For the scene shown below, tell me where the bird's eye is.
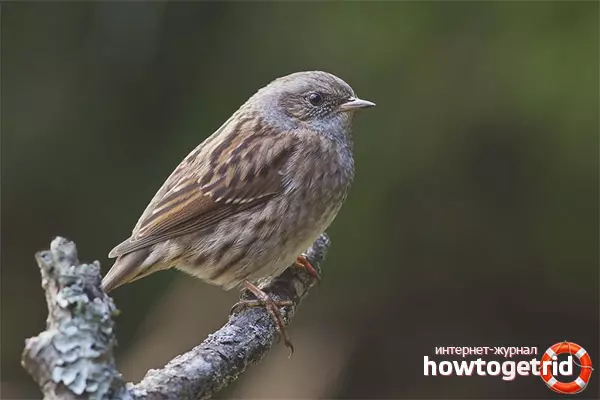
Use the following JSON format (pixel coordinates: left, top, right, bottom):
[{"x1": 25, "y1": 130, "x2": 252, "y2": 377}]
[{"x1": 308, "y1": 92, "x2": 324, "y2": 106}]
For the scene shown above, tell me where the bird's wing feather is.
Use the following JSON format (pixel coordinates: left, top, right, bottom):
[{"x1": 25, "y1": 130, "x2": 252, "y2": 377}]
[{"x1": 109, "y1": 127, "x2": 297, "y2": 258}]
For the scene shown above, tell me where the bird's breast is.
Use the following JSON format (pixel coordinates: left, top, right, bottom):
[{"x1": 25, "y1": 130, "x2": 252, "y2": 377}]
[
  {"x1": 281, "y1": 137, "x2": 353, "y2": 230},
  {"x1": 288, "y1": 135, "x2": 353, "y2": 192}
]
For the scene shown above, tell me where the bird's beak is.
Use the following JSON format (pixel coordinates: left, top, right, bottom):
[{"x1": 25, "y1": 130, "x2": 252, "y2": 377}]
[{"x1": 340, "y1": 97, "x2": 376, "y2": 112}]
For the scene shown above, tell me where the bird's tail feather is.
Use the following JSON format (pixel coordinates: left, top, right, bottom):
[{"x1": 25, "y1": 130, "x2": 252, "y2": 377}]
[{"x1": 101, "y1": 249, "x2": 151, "y2": 293}]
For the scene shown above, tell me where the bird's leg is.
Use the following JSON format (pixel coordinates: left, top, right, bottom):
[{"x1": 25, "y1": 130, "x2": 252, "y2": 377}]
[
  {"x1": 295, "y1": 255, "x2": 321, "y2": 284},
  {"x1": 230, "y1": 279, "x2": 295, "y2": 355}
]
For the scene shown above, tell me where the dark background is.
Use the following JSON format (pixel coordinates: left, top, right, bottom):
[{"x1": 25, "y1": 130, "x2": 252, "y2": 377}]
[{"x1": 2, "y1": 2, "x2": 598, "y2": 399}]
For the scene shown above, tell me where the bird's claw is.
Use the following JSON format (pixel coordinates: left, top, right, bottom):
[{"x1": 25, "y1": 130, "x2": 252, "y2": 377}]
[
  {"x1": 230, "y1": 280, "x2": 295, "y2": 356},
  {"x1": 295, "y1": 255, "x2": 321, "y2": 285}
]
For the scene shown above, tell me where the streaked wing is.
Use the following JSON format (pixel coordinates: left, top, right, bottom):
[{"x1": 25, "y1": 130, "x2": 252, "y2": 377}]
[{"x1": 109, "y1": 128, "x2": 297, "y2": 258}]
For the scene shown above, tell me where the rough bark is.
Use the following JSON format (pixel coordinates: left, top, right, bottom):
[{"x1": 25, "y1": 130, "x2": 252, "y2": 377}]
[{"x1": 22, "y1": 234, "x2": 330, "y2": 399}]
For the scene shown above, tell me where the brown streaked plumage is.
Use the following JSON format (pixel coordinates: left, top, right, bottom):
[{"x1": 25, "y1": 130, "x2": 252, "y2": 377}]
[{"x1": 102, "y1": 71, "x2": 375, "y2": 295}]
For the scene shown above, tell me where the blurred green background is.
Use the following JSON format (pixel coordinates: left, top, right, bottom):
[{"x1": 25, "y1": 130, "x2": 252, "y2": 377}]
[{"x1": 2, "y1": 2, "x2": 598, "y2": 398}]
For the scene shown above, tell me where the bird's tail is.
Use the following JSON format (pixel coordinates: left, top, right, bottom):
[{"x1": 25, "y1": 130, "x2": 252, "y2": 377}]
[{"x1": 101, "y1": 248, "x2": 151, "y2": 292}]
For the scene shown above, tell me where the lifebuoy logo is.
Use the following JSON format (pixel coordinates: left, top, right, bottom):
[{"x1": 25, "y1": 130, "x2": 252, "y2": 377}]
[
  {"x1": 425, "y1": 341, "x2": 593, "y2": 395},
  {"x1": 539, "y1": 342, "x2": 593, "y2": 395}
]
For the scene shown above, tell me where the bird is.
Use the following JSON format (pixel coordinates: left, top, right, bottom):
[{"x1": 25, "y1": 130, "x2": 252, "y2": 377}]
[{"x1": 102, "y1": 71, "x2": 375, "y2": 350}]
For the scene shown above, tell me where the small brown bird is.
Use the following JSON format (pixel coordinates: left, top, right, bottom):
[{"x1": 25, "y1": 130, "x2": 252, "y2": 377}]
[{"x1": 102, "y1": 71, "x2": 374, "y2": 349}]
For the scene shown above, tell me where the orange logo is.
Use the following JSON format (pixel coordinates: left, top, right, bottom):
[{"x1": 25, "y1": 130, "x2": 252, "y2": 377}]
[{"x1": 539, "y1": 341, "x2": 593, "y2": 394}]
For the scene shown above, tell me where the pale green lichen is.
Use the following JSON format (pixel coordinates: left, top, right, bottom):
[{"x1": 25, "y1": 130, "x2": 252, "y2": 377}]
[{"x1": 23, "y1": 237, "x2": 131, "y2": 400}]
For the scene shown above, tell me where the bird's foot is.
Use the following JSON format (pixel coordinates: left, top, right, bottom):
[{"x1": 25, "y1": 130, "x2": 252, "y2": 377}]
[
  {"x1": 230, "y1": 279, "x2": 295, "y2": 356},
  {"x1": 295, "y1": 255, "x2": 321, "y2": 285}
]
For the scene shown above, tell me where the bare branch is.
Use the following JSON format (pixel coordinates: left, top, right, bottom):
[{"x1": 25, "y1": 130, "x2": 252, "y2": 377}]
[{"x1": 22, "y1": 234, "x2": 330, "y2": 399}]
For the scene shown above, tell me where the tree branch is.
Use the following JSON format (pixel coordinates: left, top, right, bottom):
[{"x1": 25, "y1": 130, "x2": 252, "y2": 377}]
[{"x1": 22, "y1": 234, "x2": 330, "y2": 399}]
